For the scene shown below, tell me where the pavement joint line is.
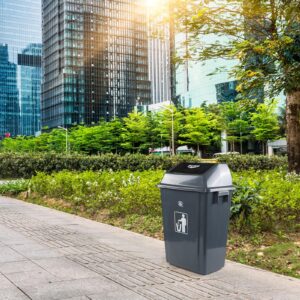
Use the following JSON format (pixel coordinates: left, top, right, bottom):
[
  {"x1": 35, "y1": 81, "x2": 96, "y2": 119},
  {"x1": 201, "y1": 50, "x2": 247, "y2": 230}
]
[{"x1": 0, "y1": 270, "x2": 33, "y2": 300}]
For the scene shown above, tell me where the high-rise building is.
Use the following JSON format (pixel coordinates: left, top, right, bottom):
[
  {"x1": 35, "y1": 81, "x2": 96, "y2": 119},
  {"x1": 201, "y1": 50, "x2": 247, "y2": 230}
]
[
  {"x1": 0, "y1": 0, "x2": 42, "y2": 137},
  {"x1": 147, "y1": 1, "x2": 172, "y2": 104},
  {"x1": 20, "y1": 44, "x2": 42, "y2": 135},
  {"x1": 0, "y1": 45, "x2": 19, "y2": 137},
  {"x1": 216, "y1": 80, "x2": 239, "y2": 104},
  {"x1": 42, "y1": 0, "x2": 151, "y2": 129}
]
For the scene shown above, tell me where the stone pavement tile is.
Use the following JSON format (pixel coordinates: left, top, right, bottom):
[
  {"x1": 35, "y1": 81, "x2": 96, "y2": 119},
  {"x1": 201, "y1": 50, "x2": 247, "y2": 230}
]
[
  {"x1": 0, "y1": 273, "x2": 16, "y2": 289},
  {"x1": 213, "y1": 262, "x2": 300, "y2": 294},
  {"x1": 61, "y1": 297, "x2": 90, "y2": 300},
  {"x1": 32, "y1": 257, "x2": 100, "y2": 280},
  {"x1": 22, "y1": 277, "x2": 141, "y2": 300},
  {"x1": 88, "y1": 290, "x2": 147, "y2": 300},
  {"x1": 0, "y1": 246, "x2": 26, "y2": 264},
  {"x1": 0, "y1": 287, "x2": 30, "y2": 300},
  {"x1": 0, "y1": 260, "x2": 42, "y2": 275},
  {"x1": 10, "y1": 242, "x2": 49, "y2": 253},
  {"x1": 0, "y1": 226, "x2": 33, "y2": 246},
  {"x1": 246, "y1": 290, "x2": 300, "y2": 300},
  {"x1": 4, "y1": 269, "x2": 60, "y2": 288},
  {"x1": 11, "y1": 246, "x2": 64, "y2": 260},
  {"x1": 22, "y1": 248, "x2": 65, "y2": 260}
]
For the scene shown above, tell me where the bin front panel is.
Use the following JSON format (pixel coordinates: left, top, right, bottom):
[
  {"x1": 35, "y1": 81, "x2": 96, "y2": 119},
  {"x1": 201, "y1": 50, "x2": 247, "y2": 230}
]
[{"x1": 161, "y1": 189, "x2": 201, "y2": 272}]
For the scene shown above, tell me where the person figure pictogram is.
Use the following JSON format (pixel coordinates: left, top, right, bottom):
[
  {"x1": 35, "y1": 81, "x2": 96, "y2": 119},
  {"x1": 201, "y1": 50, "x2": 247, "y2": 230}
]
[{"x1": 179, "y1": 214, "x2": 187, "y2": 234}]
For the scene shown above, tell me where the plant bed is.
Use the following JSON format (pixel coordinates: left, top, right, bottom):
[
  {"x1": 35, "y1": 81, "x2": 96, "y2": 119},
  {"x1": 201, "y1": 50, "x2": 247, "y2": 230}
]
[{"x1": 1, "y1": 168, "x2": 299, "y2": 278}]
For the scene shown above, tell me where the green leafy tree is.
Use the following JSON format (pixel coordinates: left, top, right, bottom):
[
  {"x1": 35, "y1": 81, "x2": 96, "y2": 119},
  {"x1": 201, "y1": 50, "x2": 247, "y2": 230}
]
[
  {"x1": 154, "y1": 106, "x2": 183, "y2": 154},
  {"x1": 172, "y1": 0, "x2": 300, "y2": 172},
  {"x1": 180, "y1": 108, "x2": 219, "y2": 157},
  {"x1": 220, "y1": 100, "x2": 255, "y2": 153},
  {"x1": 121, "y1": 112, "x2": 151, "y2": 153},
  {"x1": 251, "y1": 100, "x2": 280, "y2": 154},
  {"x1": 70, "y1": 120, "x2": 122, "y2": 154}
]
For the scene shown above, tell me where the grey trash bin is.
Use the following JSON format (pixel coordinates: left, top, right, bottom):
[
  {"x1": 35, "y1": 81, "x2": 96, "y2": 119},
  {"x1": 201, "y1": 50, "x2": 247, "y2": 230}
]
[{"x1": 158, "y1": 163, "x2": 234, "y2": 275}]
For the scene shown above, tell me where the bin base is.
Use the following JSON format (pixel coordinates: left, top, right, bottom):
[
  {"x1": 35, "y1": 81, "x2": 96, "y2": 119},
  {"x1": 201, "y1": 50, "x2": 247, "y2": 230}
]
[
  {"x1": 165, "y1": 251, "x2": 226, "y2": 275},
  {"x1": 165, "y1": 241, "x2": 226, "y2": 275}
]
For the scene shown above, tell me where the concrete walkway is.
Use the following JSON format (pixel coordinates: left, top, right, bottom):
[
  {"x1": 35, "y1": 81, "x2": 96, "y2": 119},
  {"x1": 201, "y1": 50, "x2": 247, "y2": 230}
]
[{"x1": 0, "y1": 196, "x2": 299, "y2": 300}]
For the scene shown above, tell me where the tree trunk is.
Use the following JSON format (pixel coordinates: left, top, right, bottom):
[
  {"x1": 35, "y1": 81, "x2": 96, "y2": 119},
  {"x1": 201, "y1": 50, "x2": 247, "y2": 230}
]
[
  {"x1": 286, "y1": 91, "x2": 300, "y2": 173},
  {"x1": 197, "y1": 144, "x2": 202, "y2": 158}
]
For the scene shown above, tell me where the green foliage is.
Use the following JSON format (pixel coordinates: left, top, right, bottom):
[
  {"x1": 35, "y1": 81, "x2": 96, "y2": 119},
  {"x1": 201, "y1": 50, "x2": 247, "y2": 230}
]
[
  {"x1": 179, "y1": 108, "x2": 220, "y2": 156},
  {"x1": 121, "y1": 112, "x2": 151, "y2": 153},
  {"x1": 232, "y1": 170, "x2": 300, "y2": 232},
  {"x1": 173, "y1": 0, "x2": 300, "y2": 96},
  {"x1": 71, "y1": 120, "x2": 123, "y2": 154},
  {"x1": 250, "y1": 100, "x2": 280, "y2": 150},
  {"x1": 153, "y1": 105, "x2": 184, "y2": 150},
  {"x1": 1, "y1": 168, "x2": 298, "y2": 235},
  {"x1": 29, "y1": 170, "x2": 165, "y2": 217},
  {"x1": 217, "y1": 154, "x2": 287, "y2": 171},
  {"x1": 0, "y1": 153, "x2": 202, "y2": 179},
  {"x1": 0, "y1": 180, "x2": 29, "y2": 195},
  {"x1": 0, "y1": 101, "x2": 283, "y2": 157}
]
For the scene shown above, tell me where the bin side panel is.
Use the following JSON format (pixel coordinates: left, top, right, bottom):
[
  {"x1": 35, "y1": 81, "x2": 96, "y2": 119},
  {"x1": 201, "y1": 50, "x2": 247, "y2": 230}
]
[{"x1": 204, "y1": 192, "x2": 232, "y2": 274}]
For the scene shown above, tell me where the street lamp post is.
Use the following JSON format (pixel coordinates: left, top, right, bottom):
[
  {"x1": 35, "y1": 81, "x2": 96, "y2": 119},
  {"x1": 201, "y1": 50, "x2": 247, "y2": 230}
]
[
  {"x1": 162, "y1": 106, "x2": 175, "y2": 156},
  {"x1": 170, "y1": 108, "x2": 175, "y2": 156},
  {"x1": 58, "y1": 126, "x2": 69, "y2": 154},
  {"x1": 155, "y1": 104, "x2": 175, "y2": 156}
]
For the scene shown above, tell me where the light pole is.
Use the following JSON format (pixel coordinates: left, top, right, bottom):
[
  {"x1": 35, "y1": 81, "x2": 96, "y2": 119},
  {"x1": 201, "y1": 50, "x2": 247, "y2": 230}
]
[
  {"x1": 58, "y1": 126, "x2": 69, "y2": 154},
  {"x1": 160, "y1": 106, "x2": 175, "y2": 156},
  {"x1": 155, "y1": 103, "x2": 175, "y2": 156}
]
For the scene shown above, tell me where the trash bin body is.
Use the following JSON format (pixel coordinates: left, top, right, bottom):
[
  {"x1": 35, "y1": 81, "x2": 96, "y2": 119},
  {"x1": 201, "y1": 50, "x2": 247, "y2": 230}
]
[{"x1": 159, "y1": 163, "x2": 234, "y2": 275}]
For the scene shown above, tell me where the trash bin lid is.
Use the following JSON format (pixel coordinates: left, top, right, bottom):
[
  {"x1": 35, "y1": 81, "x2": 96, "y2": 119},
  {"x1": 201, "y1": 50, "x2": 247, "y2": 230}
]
[{"x1": 158, "y1": 163, "x2": 234, "y2": 192}]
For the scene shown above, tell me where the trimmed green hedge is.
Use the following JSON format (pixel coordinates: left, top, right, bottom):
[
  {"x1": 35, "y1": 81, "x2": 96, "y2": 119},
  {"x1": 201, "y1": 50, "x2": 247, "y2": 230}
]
[
  {"x1": 0, "y1": 153, "x2": 288, "y2": 179},
  {"x1": 217, "y1": 154, "x2": 287, "y2": 171},
  {"x1": 0, "y1": 153, "x2": 201, "y2": 179}
]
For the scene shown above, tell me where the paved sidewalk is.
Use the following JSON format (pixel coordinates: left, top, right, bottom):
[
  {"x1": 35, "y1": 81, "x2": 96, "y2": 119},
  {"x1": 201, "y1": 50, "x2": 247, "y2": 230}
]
[{"x1": 0, "y1": 196, "x2": 299, "y2": 300}]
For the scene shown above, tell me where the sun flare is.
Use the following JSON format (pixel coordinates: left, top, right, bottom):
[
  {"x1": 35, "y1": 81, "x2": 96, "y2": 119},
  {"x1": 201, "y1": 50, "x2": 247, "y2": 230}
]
[{"x1": 145, "y1": 0, "x2": 161, "y2": 8}]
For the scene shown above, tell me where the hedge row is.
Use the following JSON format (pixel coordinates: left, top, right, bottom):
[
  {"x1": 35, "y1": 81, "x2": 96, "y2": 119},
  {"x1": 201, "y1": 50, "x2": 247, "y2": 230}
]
[
  {"x1": 0, "y1": 153, "x2": 287, "y2": 179},
  {"x1": 218, "y1": 154, "x2": 287, "y2": 171},
  {"x1": 0, "y1": 153, "x2": 201, "y2": 179}
]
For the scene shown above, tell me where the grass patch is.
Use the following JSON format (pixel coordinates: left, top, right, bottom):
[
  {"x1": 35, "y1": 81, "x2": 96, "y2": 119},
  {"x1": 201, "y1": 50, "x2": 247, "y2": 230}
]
[{"x1": 227, "y1": 232, "x2": 300, "y2": 279}]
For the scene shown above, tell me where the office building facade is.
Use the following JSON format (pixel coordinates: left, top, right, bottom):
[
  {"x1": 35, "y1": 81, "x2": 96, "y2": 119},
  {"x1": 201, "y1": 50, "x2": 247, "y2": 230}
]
[
  {"x1": 42, "y1": 0, "x2": 151, "y2": 128},
  {"x1": 0, "y1": 45, "x2": 19, "y2": 137},
  {"x1": 20, "y1": 44, "x2": 42, "y2": 135},
  {"x1": 147, "y1": 2, "x2": 172, "y2": 105},
  {"x1": 0, "y1": 0, "x2": 42, "y2": 137},
  {"x1": 216, "y1": 80, "x2": 239, "y2": 103}
]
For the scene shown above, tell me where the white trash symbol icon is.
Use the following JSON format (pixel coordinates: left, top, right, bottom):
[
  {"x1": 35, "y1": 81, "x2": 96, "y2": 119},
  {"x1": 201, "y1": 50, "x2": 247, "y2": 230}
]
[{"x1": 175, "y1": 212, "x2": 188, "y2": 235}]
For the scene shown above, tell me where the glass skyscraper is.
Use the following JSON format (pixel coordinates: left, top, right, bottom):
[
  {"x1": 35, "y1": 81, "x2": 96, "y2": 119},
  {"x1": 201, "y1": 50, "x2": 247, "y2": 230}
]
[
  {"x1": 0, "y1": 0, "x2": 42, "y2": 137},
  {"x1": 0, "y1": 44, "x2": 19, "y2": 137},
  {"x1": 42, "y1": 0, "x2": 151, "y2": 129},
  {"x1": 147, "y1": 1, "x2": 172, "y2": 104}
]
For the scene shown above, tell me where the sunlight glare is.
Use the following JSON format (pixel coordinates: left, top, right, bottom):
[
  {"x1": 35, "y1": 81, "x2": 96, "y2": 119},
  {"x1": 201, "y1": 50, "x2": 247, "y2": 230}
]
[{"x1": 145, "y1": 0, "x2": 161, "y2": 8}]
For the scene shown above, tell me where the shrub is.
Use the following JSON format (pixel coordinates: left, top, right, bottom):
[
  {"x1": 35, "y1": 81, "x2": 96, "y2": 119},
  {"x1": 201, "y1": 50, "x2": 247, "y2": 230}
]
[
  {"x1": 29, "y1": 170, "x2": 165, "y2": 216},
  {"x1": 2, "y1": 168, "x2": 298, "y2": 234},
  {"x1": 0, "y1": 180, "x2": 29, "y2": 195},
  {"x1": 0, "y1": 153, "x2": 201, "y2": 179},
  {"x1": 232, "y1": 170, "x2": 300, "y2": 232},
  {"x1": 218, "y1": 154, "x2": 287, "y2": 171}
]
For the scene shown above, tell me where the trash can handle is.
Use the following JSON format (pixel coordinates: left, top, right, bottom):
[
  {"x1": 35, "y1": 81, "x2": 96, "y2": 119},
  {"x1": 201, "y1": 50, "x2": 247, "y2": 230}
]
[{"x1": 218, "y1": 191, "x2": 230, "y2": 197}]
